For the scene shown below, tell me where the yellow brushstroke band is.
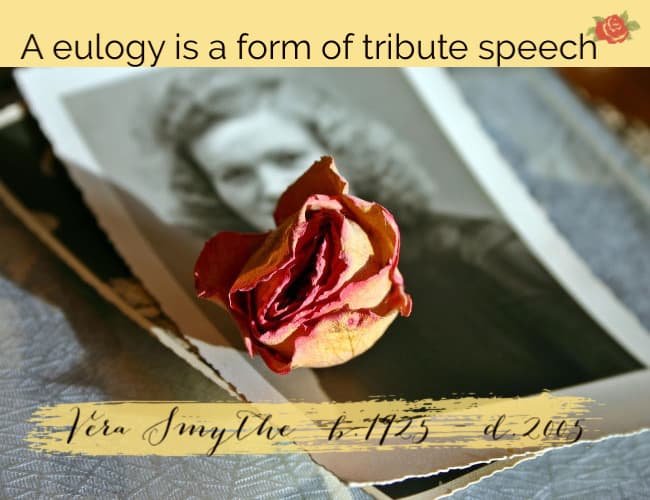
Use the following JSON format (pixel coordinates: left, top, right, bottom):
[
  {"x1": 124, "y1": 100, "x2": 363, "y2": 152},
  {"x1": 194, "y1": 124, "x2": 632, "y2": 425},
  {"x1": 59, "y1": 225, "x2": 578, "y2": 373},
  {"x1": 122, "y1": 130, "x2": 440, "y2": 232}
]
[{"x1": 27, "y1": 394, "x2": 596, "y2": 456}]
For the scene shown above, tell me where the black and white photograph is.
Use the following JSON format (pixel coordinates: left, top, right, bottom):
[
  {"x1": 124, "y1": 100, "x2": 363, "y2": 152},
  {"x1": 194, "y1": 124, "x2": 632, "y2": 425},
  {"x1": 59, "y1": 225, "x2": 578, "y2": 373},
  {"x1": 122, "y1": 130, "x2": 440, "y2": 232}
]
[{"x1": 12, "y1": 67, "x2": 650, "y2": 486}]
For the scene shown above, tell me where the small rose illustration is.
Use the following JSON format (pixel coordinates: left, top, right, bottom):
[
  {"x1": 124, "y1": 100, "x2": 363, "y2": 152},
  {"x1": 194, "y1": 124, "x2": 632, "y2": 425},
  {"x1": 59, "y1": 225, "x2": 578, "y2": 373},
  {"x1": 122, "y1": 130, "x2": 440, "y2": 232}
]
[
  {"x1": 587, "y1": 11, "x2": 640, "y2": 44},
  {"x1": 194, "y1": 157, "x2": 412, "y2": 374}
]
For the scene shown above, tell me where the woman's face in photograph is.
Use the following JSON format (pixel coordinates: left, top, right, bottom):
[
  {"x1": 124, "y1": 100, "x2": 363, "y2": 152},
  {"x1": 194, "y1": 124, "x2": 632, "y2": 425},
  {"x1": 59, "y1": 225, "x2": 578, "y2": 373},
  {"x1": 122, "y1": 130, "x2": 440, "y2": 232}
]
[{"x1": 188, "y1": 108, "x2": 324, "y2": 230}]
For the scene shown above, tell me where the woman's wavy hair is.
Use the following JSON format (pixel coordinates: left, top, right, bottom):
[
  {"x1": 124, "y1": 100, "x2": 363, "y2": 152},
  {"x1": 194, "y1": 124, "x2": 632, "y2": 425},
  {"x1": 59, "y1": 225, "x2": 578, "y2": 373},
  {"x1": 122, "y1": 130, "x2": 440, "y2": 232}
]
[{"x1": 156, "y1": 72, "x2": 437, "y2": 238}]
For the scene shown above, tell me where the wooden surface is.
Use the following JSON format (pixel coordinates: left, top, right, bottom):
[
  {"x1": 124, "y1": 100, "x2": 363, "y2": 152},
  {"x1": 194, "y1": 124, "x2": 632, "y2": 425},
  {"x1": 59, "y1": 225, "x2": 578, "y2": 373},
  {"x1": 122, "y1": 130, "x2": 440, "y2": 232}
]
[{"x1": 559, "y1": 68, "x2": 650, "y2": 126}]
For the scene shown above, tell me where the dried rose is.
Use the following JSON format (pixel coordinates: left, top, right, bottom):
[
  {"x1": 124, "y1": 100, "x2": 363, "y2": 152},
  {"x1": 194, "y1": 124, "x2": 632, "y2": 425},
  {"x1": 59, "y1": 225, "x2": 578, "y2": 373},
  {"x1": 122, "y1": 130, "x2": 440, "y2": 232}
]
[{"x1": 194, "y1": 157, "x2": 411, "y2": 374}]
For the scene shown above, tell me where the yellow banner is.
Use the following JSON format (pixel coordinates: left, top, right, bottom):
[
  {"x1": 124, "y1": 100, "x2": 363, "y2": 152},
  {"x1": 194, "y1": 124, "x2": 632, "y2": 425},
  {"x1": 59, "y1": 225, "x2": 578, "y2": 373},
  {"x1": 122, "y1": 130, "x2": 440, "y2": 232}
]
[
  {"x1": 27, "y1": 395, "x2": 596, "y2": 456},
  {"x1": 1, "y1": 1, "x2": 648, "y2": 66}
]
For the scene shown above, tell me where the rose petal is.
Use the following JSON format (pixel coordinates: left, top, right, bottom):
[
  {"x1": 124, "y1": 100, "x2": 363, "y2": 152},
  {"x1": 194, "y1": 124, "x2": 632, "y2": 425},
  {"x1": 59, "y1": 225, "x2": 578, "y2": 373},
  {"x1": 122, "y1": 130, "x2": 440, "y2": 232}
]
[
  {"x1": 253, "y1": 233, "x2": 327, "y2": 341},
  {"x1": 194, "y1": 231, "x2": 269, "y2": 307},
  {"x1": 284, "y1": 196, "x2": 376, "y2": 304},
  {"x1": 340, "y1": 196, "x2": 400, "y2": 260},
  {"x1": 253, "y1": 195, "x2": 404, "y2": 341},
  {"x1": 287, "y1": 308, "x2": 400, "y2": 369},
  {"x1": 261, "y1": 279, "x2": 411, "y2": 372},
  {"x1": 250, "y1": 214, "x2": 338, "y2": 345},
  {"x1": 281, "y1": 283, "x2": 410, "y2": 372},
  {"x1": 248, "y1": 202, "x2": 379, "y2": 343},
  {"x1": 388, "y1": 267, "x2": 413, "y2": 316},
  {"x1": 273, "y1": 156, "x2": 349, "y2": 226},
  {"x1": 233, "y1": 196, "x2": 345, "y2": 306},
  {"x1": 256, "y1": 345, "x2": 295, "y2": 375},
  {"x1": 338, "y1": 267, "x2": 392, "y2": 310},
  {"x1": 336, "y1": 216, "x2": 374, "y2": 282},
  {"x1": 231, "y1": 215, "x2": 298, "y2": 294}
]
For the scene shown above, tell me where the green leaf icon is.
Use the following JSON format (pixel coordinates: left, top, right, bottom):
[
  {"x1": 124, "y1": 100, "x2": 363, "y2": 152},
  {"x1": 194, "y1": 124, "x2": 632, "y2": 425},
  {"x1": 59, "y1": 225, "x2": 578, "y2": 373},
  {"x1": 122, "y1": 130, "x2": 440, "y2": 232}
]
[
  {"x1": 586, "y1": 26, "x2": 596, "y2": 35},
  {"x1": 621, "y1": 10, "x2": 629, "y2": 22},
  {"x1": 627, "y1": 20, "x2": 640, "y2": 31},
  {"x1": 593, "y1": 16, "x2": 605, "y2": 22}
]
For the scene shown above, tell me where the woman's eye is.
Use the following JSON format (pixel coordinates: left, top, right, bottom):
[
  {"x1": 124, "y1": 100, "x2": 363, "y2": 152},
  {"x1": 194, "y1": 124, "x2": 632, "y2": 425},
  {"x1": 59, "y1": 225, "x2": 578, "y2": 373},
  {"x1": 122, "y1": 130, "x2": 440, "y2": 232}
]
[
  {"x1": 221, "y1": 165, "x2": 254, "y2": 183},
  {"x1": 269, "y1": 151, "x2": 301, "y2": 166}
]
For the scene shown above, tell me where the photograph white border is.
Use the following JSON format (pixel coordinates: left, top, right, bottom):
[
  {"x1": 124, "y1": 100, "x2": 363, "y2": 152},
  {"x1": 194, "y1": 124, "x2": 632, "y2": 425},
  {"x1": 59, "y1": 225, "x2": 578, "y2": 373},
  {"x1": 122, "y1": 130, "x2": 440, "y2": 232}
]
[{"x1": 404, "y1": 68, "x2": 650, "y2": 367}]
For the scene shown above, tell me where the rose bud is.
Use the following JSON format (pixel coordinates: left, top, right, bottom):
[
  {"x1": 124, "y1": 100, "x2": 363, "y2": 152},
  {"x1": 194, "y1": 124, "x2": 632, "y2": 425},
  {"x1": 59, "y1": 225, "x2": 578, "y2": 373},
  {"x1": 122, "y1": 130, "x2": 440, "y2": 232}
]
[{"x1": 194, "y1": 157, "x2": 412, "y2": 374}]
